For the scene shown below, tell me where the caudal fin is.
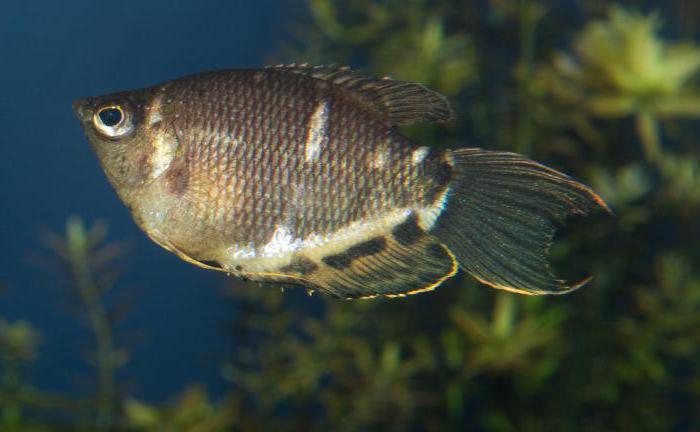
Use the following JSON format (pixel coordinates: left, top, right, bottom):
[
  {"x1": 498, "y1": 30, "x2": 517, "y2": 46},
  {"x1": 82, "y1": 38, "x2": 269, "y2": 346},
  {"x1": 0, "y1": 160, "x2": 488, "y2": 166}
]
[{"x1": 432, "y1": 148, "x2": 610, "y2": 295}]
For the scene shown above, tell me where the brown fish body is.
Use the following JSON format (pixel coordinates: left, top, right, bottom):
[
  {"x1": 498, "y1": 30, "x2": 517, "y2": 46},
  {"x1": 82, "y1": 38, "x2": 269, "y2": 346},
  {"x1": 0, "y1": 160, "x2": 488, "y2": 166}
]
[{"x1": 74, "y1": 65, "x2": 608, "y2": 298}]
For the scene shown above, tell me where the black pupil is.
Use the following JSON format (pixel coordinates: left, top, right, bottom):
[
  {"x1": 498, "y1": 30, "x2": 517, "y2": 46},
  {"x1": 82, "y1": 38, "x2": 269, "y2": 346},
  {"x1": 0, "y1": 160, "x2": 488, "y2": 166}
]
[{"x1": 99, "y1": 107, "x2": 122, "y2": 127}]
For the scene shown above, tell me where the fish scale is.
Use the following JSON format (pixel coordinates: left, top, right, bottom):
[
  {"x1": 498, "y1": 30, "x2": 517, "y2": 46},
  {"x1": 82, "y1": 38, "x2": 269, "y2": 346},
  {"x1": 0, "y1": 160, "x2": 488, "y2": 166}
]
[{"x1": 74, "y1": 64, "x2": 609, "y2": 298}]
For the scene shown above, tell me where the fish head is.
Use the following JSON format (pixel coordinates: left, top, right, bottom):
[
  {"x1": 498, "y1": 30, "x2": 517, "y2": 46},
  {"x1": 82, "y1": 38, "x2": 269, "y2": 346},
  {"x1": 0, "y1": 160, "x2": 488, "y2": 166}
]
[{"x1": 73, "y1": 89, "x2": 174, "y2": 201}]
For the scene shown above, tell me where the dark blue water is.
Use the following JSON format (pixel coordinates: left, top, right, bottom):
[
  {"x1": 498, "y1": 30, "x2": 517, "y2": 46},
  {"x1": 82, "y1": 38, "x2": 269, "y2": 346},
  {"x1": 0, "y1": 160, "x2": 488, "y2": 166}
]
[{"x1": 0, "y1": 0, "x2": 302, "y2": 403}]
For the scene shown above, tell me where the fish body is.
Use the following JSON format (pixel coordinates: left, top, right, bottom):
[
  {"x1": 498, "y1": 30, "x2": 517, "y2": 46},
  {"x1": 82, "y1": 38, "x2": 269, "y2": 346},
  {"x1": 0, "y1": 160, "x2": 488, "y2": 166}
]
[{"x1": 74, "y1": 65, "x2": 608, "y2": 298}]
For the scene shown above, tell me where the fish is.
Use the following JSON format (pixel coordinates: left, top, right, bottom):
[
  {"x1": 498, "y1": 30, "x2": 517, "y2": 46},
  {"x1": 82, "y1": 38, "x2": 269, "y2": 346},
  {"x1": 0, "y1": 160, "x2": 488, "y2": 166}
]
[{"x1": 73, "y1": 64, "x2": 609, "y2": 299}]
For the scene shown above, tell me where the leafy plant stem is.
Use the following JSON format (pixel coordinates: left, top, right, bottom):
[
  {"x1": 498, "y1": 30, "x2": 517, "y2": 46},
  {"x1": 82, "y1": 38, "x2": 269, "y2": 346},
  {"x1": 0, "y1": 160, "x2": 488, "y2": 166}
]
[
  {"x1": 66, "y1": 219, "x2": 115, "y2": 429},
  {"x1": 1, "y1": 353, "x2": 21, "y2": 426},
  {"x1": 495, "y1": 0, "x2": 536, "y2": 343},
  {"x1": 492, "y1": 292, "x2": 516, "y2": 339},
  {"x1": 514, "y1": 0, "x2": 541, "y2": 154},
  {"x1": 0, "y1": 388, "x2": 92, "y2": 415},
  {"x1": 635, "y1": 111, "x2": 662, "y2": 163}
]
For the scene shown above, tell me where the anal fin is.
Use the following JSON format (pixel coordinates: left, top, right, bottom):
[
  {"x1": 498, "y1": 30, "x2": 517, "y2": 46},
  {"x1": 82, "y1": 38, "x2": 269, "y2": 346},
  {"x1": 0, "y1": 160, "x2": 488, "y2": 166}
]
[{"x1": 300, "y1": 223, "x2": 458, "y2": 299}]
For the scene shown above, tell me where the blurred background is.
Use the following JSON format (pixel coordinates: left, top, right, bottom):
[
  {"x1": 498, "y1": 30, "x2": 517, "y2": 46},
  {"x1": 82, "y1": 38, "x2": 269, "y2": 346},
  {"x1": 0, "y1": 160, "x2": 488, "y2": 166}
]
[{"x1": 0, "y1": 0, "x2": 699, "y2": 430}]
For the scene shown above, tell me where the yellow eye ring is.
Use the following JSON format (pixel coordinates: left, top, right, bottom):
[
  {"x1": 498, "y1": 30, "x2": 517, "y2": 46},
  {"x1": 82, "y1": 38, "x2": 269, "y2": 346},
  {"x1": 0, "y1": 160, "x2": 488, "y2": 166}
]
[{"x1": 93, "y1": 104, "x2": 134, "y2": 138}]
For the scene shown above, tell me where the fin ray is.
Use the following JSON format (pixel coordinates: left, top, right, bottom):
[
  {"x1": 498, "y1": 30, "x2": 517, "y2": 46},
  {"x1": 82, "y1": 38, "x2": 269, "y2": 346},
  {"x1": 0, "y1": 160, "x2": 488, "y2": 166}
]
[
  {"x1": 298, "y1": 228, "x2": 457, "y2": 299},
  {"x1": 432, "y1": 148, "x2": 609, "y2": 295},
  {"x1": 267, "y1": 64, "x2": 453, "y2": 126}
]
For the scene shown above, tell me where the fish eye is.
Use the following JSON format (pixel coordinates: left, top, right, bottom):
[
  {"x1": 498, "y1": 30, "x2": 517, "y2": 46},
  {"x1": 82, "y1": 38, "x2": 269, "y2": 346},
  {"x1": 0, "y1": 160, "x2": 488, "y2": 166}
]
[
  {"x1": 93, "y1": 103, "x2": 134, "y2": 139},
  {"x1": 99, "y1": 107, "x2": 122, "y2": 126}
]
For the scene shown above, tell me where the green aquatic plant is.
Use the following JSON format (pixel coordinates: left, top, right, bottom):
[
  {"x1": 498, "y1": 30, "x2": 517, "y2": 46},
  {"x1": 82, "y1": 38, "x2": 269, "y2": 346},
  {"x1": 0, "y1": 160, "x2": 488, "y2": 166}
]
[
  {"x1": 0, "y1": 320, "x2": 39, "y2": 364},
  {"x1": 225, "y1": 286, "x2": 442, "y2": 431},
  {"x1": 44, "y1": 217, "x2": 128, "y2": 428},
  {"x1": 304, "y1": 0, "x2": 476, "y2": 96},
  {"x1": 218, "y1": 1, "x2": 700, "y2": 430},
  {"x1": 0, "y1": 219, "x2": 130, "y2": 430},
  {"x1": 4, "y1": 1, "x2": 700, "y2": 430},
  {"x1": 0, "y1": 319, "x2": 40, "y2": 426},
  {"x1": 545, "y1": 6, "x2": 700, "y2": 162},
  {"x1": 124, "y1": 386, "x2": 237, "y2": 431}
]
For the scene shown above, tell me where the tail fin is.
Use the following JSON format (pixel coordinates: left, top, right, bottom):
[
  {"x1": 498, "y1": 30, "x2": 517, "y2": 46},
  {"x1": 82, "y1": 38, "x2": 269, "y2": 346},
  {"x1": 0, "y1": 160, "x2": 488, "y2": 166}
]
[{"x1": 432, "y1": 148, "x2": 610, "y2": 295}]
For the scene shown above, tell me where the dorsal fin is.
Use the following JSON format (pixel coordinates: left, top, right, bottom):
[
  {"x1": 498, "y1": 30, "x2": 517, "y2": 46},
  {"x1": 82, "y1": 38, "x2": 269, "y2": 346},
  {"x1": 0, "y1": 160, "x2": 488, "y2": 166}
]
[{"x1": 267, "y1": 64, "x2": 453, "y2": 126}]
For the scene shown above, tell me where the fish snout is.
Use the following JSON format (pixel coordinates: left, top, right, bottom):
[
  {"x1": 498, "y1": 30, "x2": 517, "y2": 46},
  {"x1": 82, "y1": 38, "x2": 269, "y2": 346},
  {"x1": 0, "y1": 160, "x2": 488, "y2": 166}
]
[{"x1": 72, "y1": 98, "x2": 93, "y2": 121}]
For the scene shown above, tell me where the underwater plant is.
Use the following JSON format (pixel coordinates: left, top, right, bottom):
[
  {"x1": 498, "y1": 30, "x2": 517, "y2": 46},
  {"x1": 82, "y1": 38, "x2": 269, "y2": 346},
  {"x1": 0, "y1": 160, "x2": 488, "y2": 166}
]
[
  {"x1": 545, "y1": 6, "x2": 700, "y2": 163},
  {"x1": 0, "y1": 219, "x2": 129, "y2": 431},
  {"x1": 44, "y1": 217, "x2": 130, "y2": 428},
  {"x1": 0, "y1": 318, "x2": 41, "y2": 427},
  {"x1": 220, "y1": 1, "x2": 700, "y2": 430},
  {"x1": 4, "y1": 1, "x2": 700, "y2": 431},
  {"x1": 124, "y1": 386, "x2": 237, "y2": 432}
]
